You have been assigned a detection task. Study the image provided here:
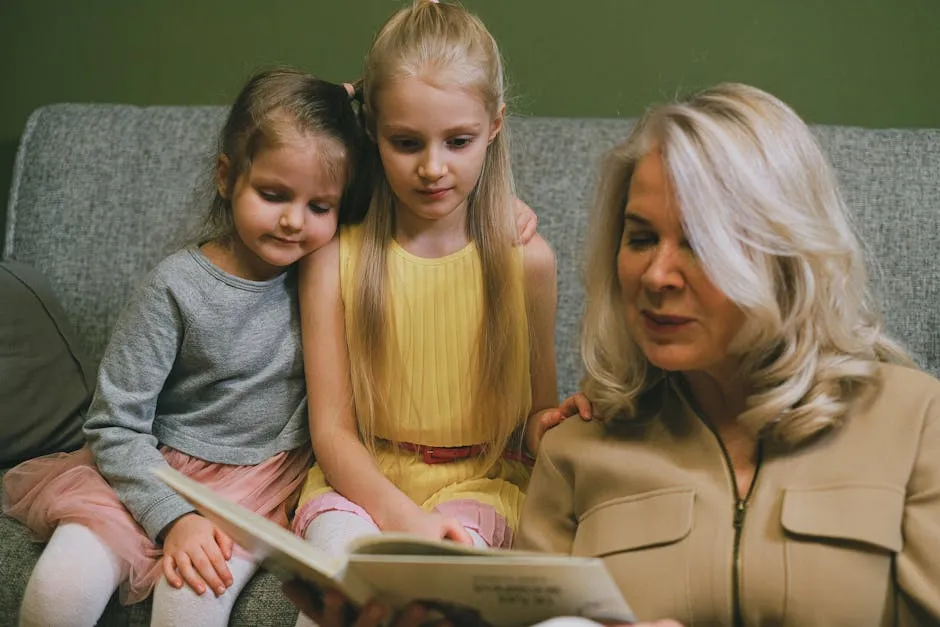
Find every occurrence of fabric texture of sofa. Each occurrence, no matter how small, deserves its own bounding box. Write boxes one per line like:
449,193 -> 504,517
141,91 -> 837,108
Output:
1,103 -> 938,626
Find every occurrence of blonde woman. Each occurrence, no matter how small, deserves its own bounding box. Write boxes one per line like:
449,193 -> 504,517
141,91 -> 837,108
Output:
516,83 -> 940,626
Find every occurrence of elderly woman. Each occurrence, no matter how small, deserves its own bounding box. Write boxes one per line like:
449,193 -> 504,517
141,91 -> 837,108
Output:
515,83 -> 940,626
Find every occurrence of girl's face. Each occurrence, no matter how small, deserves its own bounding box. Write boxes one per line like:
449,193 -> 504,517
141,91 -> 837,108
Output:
374,77 -> 502,231
617,150 -> 746,379
217,134 -> 344,281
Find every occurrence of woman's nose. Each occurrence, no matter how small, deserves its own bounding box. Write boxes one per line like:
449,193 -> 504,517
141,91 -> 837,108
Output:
641,245 -> 685,292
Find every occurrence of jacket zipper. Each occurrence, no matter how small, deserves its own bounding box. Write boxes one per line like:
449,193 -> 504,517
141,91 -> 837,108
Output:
671,376 -> 764,626
707,424 -> 762,627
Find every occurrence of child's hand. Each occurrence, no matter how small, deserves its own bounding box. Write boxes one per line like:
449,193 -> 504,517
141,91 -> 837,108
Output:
523,408 -> 565,458
161,512 -> 235,596
523,394 -> 594,457
558,392 -> 593,420
513,197 -> 538,245
385,508 -> 474,545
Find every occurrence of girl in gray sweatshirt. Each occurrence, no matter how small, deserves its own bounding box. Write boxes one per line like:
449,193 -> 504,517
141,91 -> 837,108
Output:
3,67 -> 370,627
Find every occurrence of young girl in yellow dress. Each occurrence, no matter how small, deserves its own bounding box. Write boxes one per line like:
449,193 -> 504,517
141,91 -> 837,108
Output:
291,0 -> 560,561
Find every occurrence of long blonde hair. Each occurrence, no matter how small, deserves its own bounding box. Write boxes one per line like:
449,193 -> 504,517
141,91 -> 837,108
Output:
582,82 -> 912,445
348,0 -> 528,466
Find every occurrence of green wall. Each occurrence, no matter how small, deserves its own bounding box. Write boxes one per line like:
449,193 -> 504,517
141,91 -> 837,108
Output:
2,0 -> 939,254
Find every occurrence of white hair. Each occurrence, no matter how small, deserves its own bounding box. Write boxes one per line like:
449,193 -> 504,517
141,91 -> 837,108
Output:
582,82 -> 912,445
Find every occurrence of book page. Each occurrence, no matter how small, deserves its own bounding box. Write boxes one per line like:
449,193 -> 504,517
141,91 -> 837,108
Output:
348,534 -> 558,560
348,533 -> 490,557
346,556 -> 635,627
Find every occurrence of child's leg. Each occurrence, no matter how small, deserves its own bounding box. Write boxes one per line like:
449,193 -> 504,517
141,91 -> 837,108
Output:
294,510 -> 381,627
434,498 -> 516,549
302,510 -> 381,557
19,523 -> 128,627
465,528 -> 489,548
149,554 -> 257,627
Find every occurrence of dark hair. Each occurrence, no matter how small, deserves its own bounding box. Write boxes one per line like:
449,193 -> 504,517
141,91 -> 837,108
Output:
199,67 -> 371,245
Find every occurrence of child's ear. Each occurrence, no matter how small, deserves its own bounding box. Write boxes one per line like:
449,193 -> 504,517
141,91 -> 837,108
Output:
215,155 -> 231,199
487,104 -> 506,145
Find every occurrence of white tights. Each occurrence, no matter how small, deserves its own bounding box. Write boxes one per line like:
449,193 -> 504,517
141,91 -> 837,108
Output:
150,553 -> 257,627
18,522 -> 258,627
19,523 -> 128,627
292,511 -> 488,627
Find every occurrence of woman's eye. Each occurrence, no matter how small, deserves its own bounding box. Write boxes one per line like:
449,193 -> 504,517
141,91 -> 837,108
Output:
625,233 -> 657,249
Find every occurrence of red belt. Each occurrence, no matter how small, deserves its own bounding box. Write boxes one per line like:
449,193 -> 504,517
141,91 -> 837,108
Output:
393,441 -> 534,466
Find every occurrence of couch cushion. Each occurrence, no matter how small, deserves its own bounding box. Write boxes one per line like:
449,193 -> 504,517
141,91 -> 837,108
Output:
0,262 -> 93,466
511,117 -> 635,397
4,104 -> 227,369
812,126 -> 940,379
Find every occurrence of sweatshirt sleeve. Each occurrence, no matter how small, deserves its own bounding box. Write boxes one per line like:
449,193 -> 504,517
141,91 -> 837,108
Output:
514,431 -> 577,554
896,384 -> 940,622
83,272 -> 195,541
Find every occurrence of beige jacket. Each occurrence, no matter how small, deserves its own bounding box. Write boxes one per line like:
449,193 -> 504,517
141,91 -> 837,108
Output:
515,364 -> 940,626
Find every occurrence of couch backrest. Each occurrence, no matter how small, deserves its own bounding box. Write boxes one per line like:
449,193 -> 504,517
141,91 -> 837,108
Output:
5,104 -> 939,397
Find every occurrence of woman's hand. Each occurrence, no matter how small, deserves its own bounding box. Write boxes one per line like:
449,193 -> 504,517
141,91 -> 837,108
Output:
284,584 -> 434,627
161,512 -> 234,596
283,580 -> 686,627
514,197 -> 539,245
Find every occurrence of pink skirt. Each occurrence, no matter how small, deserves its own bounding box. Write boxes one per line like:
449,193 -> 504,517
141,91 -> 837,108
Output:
2,444 -> 313,605
292,491 -> 513,548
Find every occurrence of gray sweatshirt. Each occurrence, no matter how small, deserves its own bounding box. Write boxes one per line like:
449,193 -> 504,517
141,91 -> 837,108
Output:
83,248 -> 310,540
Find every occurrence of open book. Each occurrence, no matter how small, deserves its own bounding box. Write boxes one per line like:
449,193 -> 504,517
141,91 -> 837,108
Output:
155,466 -> 635,626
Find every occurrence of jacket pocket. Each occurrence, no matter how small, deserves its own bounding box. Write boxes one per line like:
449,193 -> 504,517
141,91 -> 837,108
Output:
781,483 -> 903,551
780,484 -> 903,626
572,487 -> 694,557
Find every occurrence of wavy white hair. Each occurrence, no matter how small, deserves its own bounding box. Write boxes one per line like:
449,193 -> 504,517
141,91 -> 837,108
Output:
581,82 -> 912,445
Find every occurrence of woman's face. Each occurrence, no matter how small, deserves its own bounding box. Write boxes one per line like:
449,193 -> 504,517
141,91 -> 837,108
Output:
617,150 -> 746,378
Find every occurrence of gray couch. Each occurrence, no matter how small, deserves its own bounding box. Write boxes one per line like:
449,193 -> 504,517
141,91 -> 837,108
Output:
1,104 -> 938,626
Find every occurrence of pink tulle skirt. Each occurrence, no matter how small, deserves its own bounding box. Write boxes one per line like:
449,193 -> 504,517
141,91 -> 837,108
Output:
2,444 -> 313,605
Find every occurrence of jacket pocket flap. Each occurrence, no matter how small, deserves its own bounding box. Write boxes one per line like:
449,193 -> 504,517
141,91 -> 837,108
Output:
781,484 -> 903,552
572,487 -> 694,557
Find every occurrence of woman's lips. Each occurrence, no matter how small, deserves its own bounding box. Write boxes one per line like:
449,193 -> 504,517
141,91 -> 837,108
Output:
642,310 -> 694,333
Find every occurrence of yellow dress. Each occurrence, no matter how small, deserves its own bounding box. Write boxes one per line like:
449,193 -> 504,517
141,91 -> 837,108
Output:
295,225 -> 531,546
